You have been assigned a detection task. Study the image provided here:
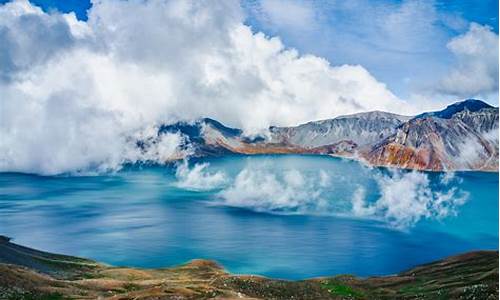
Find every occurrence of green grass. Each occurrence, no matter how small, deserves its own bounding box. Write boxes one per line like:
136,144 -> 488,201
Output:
397,280 -> 454,300
79,272 -> 103,279
398,283 -> 426,295
320,280 -> 364,298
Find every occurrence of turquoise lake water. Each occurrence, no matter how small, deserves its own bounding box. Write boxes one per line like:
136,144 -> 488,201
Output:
0,155 -> 498,279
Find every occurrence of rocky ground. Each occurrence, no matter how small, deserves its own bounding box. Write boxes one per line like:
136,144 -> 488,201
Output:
0,236 -> 498,299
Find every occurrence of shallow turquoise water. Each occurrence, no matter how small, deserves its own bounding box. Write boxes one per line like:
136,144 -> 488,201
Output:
0,155 -> 497,279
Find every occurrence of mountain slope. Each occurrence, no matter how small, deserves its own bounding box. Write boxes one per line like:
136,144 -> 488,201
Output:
269,111 -> 410,148
362,100 -> 498,171
151,99 -> 498,171
192,111 -> 410,157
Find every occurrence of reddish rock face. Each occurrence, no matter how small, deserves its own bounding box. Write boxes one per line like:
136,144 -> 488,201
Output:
362,107 -> 499,171
362,143 -> 447,171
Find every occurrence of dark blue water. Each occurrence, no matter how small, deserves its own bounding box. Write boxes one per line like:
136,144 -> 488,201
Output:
0,155 -> 497,279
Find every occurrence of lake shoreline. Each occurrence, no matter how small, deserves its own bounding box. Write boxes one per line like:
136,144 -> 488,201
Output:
0,235 -> 498,299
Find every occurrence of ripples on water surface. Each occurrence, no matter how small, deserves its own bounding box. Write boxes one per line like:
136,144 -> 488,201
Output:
0,155 -> 497,279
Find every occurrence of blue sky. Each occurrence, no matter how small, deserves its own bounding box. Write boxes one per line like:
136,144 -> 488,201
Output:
11,0 -> 498,30
242,0 -> 499,98
4,0 -> 91,19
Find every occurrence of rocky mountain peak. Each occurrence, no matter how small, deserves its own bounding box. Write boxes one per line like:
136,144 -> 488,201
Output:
415,99 -> 494,120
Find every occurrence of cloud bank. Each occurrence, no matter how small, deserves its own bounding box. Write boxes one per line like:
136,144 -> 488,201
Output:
0,0 -> 413,174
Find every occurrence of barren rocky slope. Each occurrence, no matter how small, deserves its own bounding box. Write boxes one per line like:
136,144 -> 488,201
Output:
149,99 -> 498,171
363,100 -> 499,171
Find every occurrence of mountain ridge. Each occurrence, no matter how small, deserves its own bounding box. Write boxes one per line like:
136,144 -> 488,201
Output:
149,99 -> 499,171
414,99 -> 494,120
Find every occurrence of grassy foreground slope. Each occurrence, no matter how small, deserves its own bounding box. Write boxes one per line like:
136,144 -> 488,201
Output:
0,236 -> 497,299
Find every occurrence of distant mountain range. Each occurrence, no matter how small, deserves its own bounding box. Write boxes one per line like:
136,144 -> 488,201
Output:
146,99 -> 498,171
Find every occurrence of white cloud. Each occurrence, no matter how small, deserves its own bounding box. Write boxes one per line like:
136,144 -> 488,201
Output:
455,128 -> 499,168
217,165 -> 330,213
212,164 -> 467,229
175,160 -> 227,191
437,23 -> 499,97
0,0 -> 77,81
352,170 -> 468,229
0,0 -> 414,174
254,0 -> 318,31
135,129 -> 188,163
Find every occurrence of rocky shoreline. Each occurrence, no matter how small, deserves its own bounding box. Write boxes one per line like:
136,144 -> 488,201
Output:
0,236 -> 497,299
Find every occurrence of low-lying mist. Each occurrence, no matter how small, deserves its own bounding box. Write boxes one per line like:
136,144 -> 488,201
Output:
174,159 -> 468,230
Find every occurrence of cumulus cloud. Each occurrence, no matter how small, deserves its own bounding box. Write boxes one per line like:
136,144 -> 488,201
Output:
0,0 -> 413,174
352,170 -> 468,229
0,1 -> 77,81
437,23 -> 499,97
